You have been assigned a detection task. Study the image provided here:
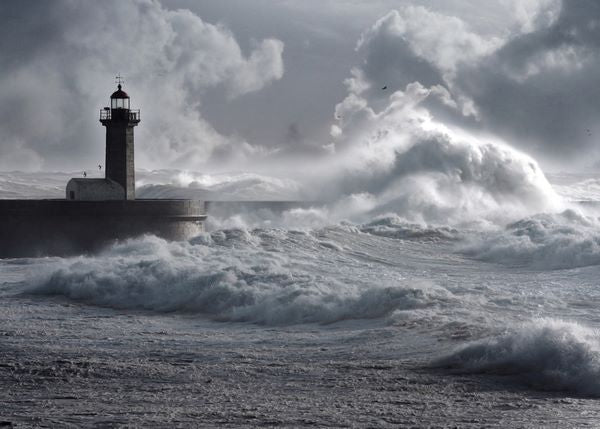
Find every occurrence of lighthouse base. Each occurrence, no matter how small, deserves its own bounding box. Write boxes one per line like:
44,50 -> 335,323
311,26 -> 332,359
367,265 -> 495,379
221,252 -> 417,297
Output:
0,199 -> 206,258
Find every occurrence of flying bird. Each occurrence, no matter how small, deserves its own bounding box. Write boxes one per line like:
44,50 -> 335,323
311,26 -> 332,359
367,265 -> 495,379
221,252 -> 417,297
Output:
381,86 -> 387,90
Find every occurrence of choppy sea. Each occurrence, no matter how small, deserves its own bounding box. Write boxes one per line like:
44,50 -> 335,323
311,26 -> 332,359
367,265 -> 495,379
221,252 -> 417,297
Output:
3,170 -> 600,427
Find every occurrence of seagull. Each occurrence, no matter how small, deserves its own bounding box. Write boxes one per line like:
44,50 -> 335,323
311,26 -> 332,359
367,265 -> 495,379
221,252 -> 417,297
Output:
83,171 -> 87,178
98,164 -> 102,171
381,86 -> 388,90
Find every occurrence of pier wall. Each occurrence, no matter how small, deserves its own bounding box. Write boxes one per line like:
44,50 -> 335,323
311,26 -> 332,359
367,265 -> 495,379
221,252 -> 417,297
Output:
0,199 -> 205,258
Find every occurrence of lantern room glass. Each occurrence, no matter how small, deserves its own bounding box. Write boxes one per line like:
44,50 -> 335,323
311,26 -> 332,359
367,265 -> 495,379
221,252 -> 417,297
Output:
111,97 -> 130,110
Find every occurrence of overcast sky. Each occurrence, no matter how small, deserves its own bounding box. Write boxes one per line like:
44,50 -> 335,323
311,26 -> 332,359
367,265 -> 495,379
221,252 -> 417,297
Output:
0,0 -> 597,173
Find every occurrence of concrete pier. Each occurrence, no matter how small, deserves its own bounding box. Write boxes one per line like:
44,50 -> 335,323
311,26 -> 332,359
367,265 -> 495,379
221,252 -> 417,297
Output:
0,199 -> 206,258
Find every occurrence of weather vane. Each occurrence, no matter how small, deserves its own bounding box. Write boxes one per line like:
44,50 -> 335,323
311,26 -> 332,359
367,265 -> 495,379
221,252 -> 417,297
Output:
115,74 -> 124,86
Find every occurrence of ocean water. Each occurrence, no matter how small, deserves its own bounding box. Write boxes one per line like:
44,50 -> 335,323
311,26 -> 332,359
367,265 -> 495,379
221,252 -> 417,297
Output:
3,171 -> 600,426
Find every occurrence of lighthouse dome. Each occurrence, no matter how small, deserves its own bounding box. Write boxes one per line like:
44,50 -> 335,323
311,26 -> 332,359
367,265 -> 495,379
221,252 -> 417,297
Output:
110,84 -> 129,99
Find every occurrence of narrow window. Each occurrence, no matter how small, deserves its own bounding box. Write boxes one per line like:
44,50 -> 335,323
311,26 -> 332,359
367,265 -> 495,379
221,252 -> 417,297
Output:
69,191 -> 75,200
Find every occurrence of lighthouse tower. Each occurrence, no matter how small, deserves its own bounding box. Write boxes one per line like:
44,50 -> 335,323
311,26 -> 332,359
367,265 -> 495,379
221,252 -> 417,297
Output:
100,82 -> 140,200
65,79 -> 141,201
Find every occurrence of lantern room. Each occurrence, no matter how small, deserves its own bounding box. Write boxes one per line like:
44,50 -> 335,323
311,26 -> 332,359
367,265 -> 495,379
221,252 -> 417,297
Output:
110,84 -> 130,110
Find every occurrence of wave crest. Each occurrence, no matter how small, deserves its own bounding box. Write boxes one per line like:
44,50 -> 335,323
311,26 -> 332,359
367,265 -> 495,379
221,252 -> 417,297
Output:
461,209 -> 600,269
434,319 -> 600,396
361,215 -> 459,241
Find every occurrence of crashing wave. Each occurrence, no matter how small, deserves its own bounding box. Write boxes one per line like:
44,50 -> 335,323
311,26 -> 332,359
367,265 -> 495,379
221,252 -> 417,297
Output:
320,81 -> 565,226
461,209 -> 600,269
360,214 -> 459,241
27,232 -> 455,325
433,319 -> 600,396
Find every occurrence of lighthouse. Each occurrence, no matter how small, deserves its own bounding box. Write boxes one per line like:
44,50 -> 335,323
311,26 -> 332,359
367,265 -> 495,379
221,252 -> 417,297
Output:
66,79 -> 140,201
100,82 -> 140,199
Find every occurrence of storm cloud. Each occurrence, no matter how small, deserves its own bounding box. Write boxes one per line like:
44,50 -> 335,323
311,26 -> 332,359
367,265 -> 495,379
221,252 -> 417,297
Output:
0,0 -> 283,171
346,0 -> 600,168
459,0 -> 600,164
0,0 -> 598,173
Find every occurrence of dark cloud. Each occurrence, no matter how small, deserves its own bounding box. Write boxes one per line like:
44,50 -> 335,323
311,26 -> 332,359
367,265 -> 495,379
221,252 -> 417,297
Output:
359,28 -> 445,111
456,0 -> 600,162
0,0 -> 596,173
343,1 -> 600,167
